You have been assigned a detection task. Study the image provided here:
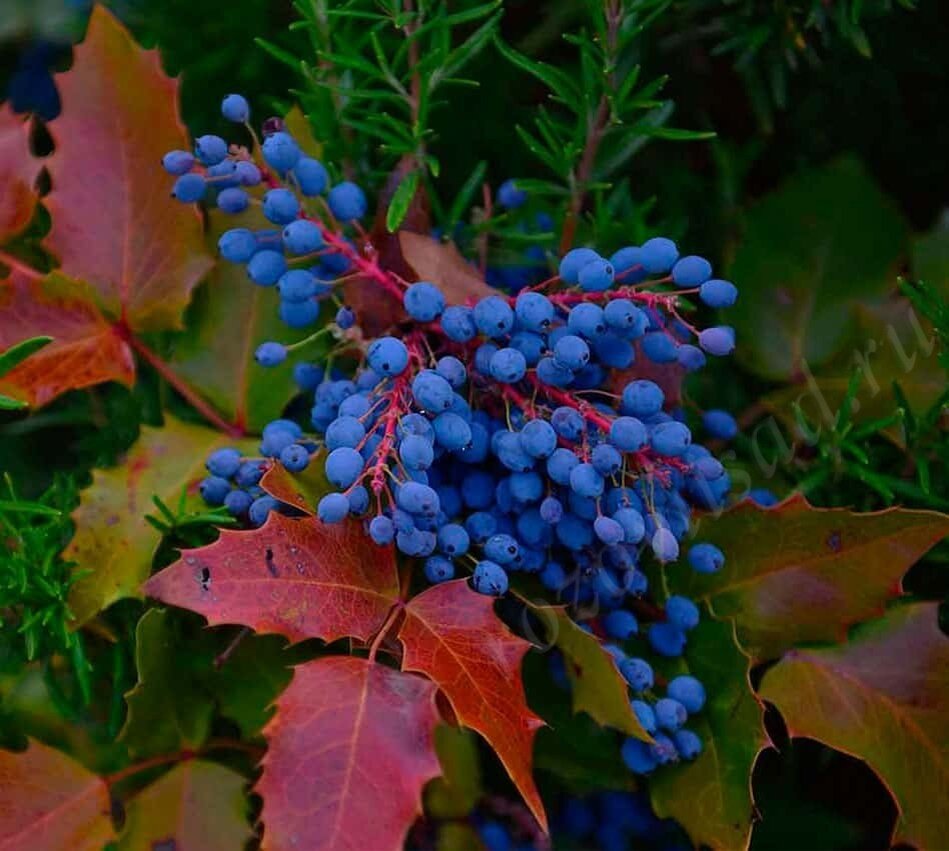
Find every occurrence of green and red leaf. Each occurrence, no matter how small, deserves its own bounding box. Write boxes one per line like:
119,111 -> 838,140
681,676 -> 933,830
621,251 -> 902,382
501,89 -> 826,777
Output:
760,603 -> 949,850
145,512 -> 399,644
258,657 -> 441,851
0,739 -> 115,851
66,418 -> 256,624
398,580 -> 547,830
669,494 -> 949,658
118,760 -> 251,851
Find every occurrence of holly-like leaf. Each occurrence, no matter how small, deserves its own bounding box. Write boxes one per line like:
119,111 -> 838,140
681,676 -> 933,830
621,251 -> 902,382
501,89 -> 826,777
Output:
43,6 -> 213,332
66,418 -> 255,624
728,158 -> 907,381
0,272 -> 135,407
397,580 -> 547,831
670,494 -> 949,659
532,605 -> 649,739
145,512 -> 399,644
258,656 -> 441,851
399,232 -> 496,305
171,211 -> 318,434
760,603 -> 949,850
649,614 -> 768,851
118,760 -> 251,851
0,106 -> 40,244
0,739 -> 115,851
259,452 -> 330,514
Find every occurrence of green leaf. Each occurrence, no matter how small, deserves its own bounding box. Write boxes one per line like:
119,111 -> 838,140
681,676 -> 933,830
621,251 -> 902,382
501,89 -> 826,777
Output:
446,160 -> 487,227
121,608 -> 296,758
530,606 -> 650,739
649,613 -> 767,851
760,603 -> 949,850
728,158 -> 908,380
0,336 -> 53,377
668,494 -> 949,659
425,726 -> 482,819
171,211 -> 319,434
65,418 -> 258,624
493,37 -> 580,112
386,170 -> 420,232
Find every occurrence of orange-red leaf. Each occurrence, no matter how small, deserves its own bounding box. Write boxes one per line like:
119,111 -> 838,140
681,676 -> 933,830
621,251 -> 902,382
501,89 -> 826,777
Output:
259,454 -> 330,515
0,106 -> 40,244
0,739 -> 115,851
0,272 -> 134,406
760,603 -> 949,850
43,6 -> 212,332
145,513 -> 399,644
258,657 -> 440,851
398,580 -> 547,831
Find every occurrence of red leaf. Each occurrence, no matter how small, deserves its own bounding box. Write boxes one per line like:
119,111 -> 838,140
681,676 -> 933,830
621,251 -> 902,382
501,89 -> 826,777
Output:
43,6 -> 212,332
0,272 -> 134,406
0,106 -> 40,244
0,739 -> 115,851
398,579 -> 547,831
399,232 -> 497,306
258,657 -> 441,851
144,513 -> 399,644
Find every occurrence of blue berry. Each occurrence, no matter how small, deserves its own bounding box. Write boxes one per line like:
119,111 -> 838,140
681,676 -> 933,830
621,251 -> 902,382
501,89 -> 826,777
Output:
559,248 -> 601,284
688,542 -> 724,574
162,150 -> 194,175
249,495 -> 280,526
221,94 -> 250,122
262,132 -> 301,172
282,219 -> 323,254
621,738 -> 658,774
335,306 -> 356,329
369,515 -> 394,545
194,135 -> 228,165
497,178 -> 527,209
698,325 -> 735,356
631,700 -> 656,733
567,303 -> 606,337
667,675 -> 706,713
610,246 -> 648,282
404,282 -> 446,322
700,278 -> 738,308
603,610 -> 638,640
473,296 -> 515,338
255,342 -> 287,367
218,228 -> 257,263
472,560 -> 509,595
172,173 -> 206,203
424,556 -> 455,583
279,299 -> 320,328
651,527 -> 679,563
318,492 -> 350,523
703,409 -> 738,440
648,622 -> 686,657
655,697 -> 688,731
610,417 -> 646,451
247,250 -> 287,286
277,269 -> 317,302
620,657 -> 654,691
650,421 -> 692,456
671,255 -> 712,287
325,447 -> 364,489
622,380 -> 664,418
293,157 -> 328,196
328,181 -> 367,220
578,258 -> 614,292
640,237 -> 678,274
216,187 -> 249,213
199,476 -> 231,505
263,188 -> 300,224
441,306 -> 477,342
674,729 -> 703,760
279,444 -> 310,472
367,337 -> 409,376
206,448 -> 242,479
489,348 -> 527,383
553,335 -> 590,370
235,161 -> 262,186
514,292 -> 554,331
224,489 -> 253,516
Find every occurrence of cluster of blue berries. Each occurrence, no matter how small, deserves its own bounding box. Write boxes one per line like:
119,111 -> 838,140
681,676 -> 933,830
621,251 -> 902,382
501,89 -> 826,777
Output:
171,95 -> 743,785
163,94 -> 368,333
